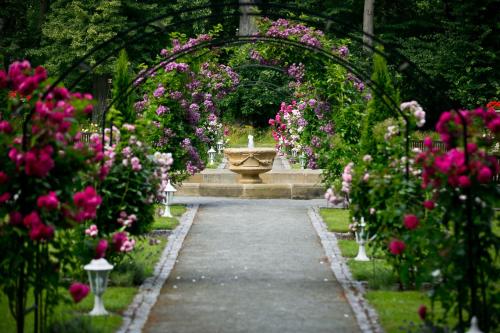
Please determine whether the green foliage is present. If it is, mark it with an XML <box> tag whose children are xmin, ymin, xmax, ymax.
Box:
<box><xmin>33</xmin><ymin>0</ymin><xmax>127</xmax><ymax>79</ymax></box>
<box><xmin>110</xmin><ymin>49</ymin><xmax>135</xmax><ymax>126</ymax></box>
<box><xmin>360</xmin><ymin>51</ymin><xmax>399</xmax><ymax>157</ymax></box>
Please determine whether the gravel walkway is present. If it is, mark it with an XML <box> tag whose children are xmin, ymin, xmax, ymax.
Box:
<box><xmin>143</xmin><ymin>198</ymin><xmax>361</xmax><ymax>333</ymax></box>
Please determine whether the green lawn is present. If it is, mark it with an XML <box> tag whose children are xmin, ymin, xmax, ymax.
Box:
<box><xmin>226</xmin><ymin>125</ymin><xmax>275</xmax><ymax>147</ymax></box>
<box><xmin>365</xmin><ymin>291</ymin><xmax>430</xmax><ymax>333</ymax></box>
<box><xmin>337</xmin><ymin>239</ymin><xmax>384</xmax><ymax>259</ymax></box>
<box><xmin>319</xmin><ymin>208</ymin><xmax>350</xmax><ymax>232</ymax></box>
<box><xmin>0</xmin><ymin>287</ymin><xmax>134</xmax><ymax>333</ymax></box>
<box><xmin>150</xmin><ymin>204</ymin><xmax>187</xmax><ymax>230</ymax></box>
<box><xmin>0</xmin><ymin>205</ymin><xmax>189</xmax><ymax>332</ymax></box>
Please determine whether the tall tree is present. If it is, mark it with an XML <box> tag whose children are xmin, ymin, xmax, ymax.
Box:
<box><xmin>362</xmin><ymin>0</ymin><xmax>374</xmax><ymax>52</ymax></box>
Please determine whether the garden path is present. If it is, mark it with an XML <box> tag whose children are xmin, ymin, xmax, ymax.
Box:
<box><xmin>143</xmin><ymin>197</ymin><xmax>361</xmax><ymax>333</ymax></box>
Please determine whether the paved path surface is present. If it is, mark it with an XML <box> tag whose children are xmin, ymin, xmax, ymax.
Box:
<box><xmin>143</xmin><ymin>198</ymin><xmax>360</xmax><ymax>333</ymax></box>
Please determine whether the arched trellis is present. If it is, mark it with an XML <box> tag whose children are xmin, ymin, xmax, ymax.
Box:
<box><xmin>18</xmin><ymin>3</ymin><xmax>486</xmax><ymax>329</ymax></box>
<box><xmin>102</xmin><ymin>35</ymin><xmax>409</xmax><ymax>176</ymax></box>
<box><xmin>39</xmin><ymin>1</ymin><xmax>451</xmax><ymax>116</ymax></box>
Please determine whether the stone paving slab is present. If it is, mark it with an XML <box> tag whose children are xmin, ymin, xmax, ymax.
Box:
<box><xmin>143</xmin><ymin>198</ymin><xmax>360</xmax><ymax>333</ymax></box>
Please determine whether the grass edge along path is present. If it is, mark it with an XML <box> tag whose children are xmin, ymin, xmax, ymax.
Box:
<box><xmin>319</xmin><ymin>207</ymin><xmax>430</xmax><ymax>333</ymax></box>
<box><xmin>0</xmin><ymin>204</ymin><xmax>187</xmax><ymax>333</ymax></box>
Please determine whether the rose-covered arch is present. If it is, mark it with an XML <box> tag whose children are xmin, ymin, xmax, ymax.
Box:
<box><xmin>9</xmin><ymin>3</ymin><xmax>498</xmax><ymax>331</ymax></box>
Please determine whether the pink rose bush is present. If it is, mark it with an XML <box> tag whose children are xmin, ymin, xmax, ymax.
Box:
<box><xmin>76</xmin><ymin>122</ymin><xmax>173</xmax><ymax>269</ymax></box>
<box><xmin>346</xmin><ymin>106</ymin><xmax>499</xmax><ymax>329</ymax></box>
<box><xmin>0</xmin><ymin>61</ymin><xmax>102</xmax><ymax>330</ymax></box>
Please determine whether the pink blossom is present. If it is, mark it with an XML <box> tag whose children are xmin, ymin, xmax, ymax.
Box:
<box><xmin>389</xmin><ymin>239</ymin><xmax>406</xmax><ymax>255</ymax></box>
<box><xmin>95</xmin><ymin>239</ymin><xmax>108</xmax><ymax>259</ymax></box>
<box><xmin>418</xmin><ymin>305</ymin><xmax>427</xmax><ymax>320</ymax></box>
<box><xmin>487</xmin><ymin>118</ymin><xmax>500</xmax><ymax>133</ymax></box>
<box><xmin>423</xmin><ymin>137</ymin><xmax>432</xmax><ymax>148</ymax></box>
<box><xmin>0</xmin><ymin>171</ymin><xmax>8</xmax><ymax>184</ymax></box>
<box><xmin>120</xmin><ymin>238</ymin><xmax>135</xmax><ymax>252</ymax></box>
<box><xmin>0</xmin><ymin>121</ymin><xmax>13</xmax><ymax>133</ymax></box>
<box><xmin>73</xmin><ymin>186</ymin><xmax>102</xmax><ymax>221</ymax></box>
<box><xmin>68</xmin><ymin>283</ymin><xmax>90</xmax><ymax>303</ymax></box>
<box><xmin>112</xmin><ymin>232</ymin><xmax>128</xmax><ymax>252</ymax></box>
<box><xmin>0</xmin><ymin>192</ymin><xmax>11</xmax><ymax>203</ymax></box>
<box><xmin>404</xmin><ymin>214</ymin><xmax>419</xmax><ymax>230</ymax></box>
<box><xmin>85</xmin><ymin>224</ymin><xmax>98</xmax><ymax>237</ymax></box>
<box><xmin>23</xmin><ymin>212</ymin><xmax>42</xmax><ymax>228</ymax></box>
<box><xmin>29</xmin><ymin>223</ymin><xmax>54</xmax><ymax>241</ymax></box>
<box><xmin>37</xmin><ymin>191</ymin><xmax>59</xmax><ymax>210</ymax></box>
<box><xmin>458</xmin><ymin>175</ymin><xmax>471</xmax><ymax>188</ymax></box>
<box><xmin>25</xmin><ymin>146</ymin><xmax>55</xmax><ymax>177</ymax></box>
<box><xmin>423</xmin><ymin>200</ymin><xmax>435</xmax><ymax>210</ymax></box>
<box><xmin>477</xmin><ymin>166</ymin><xmax>492</xmax><ymax>183</ymax></box>
<box><xmin>8</xmin><ymin>148</ymin><xmax>24</xmax><ymax>167</ymax></box>
<box><xmin>23</xmin><ymin>212</ymin><xmax>54</xmax><ymax>241</ymax></box>
<box><xmin>9</xmin><ymin>212</ymin><xmax>23</xmax><ymax>226</ymax></box>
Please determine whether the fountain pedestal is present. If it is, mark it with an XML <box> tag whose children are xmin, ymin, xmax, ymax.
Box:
<box><xmin>224</xmin><ymin>148</ymin><xmax>276</xmax><ymax>184</ymax></box>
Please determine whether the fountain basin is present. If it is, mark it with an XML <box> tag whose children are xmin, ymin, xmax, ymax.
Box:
<box><xmin>224</xmin><ymin>148</ymin><xmax>276</xmax><ymax>184</ymax></box>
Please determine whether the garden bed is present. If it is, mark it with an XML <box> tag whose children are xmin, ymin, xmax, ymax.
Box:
<box><xmin>0</xmin><ymin>205</ymin><xmax>187</xmax><ymax>333</ymax></box>
<box><xmin>319</xmin><ymin>207</ymin><xmax>432</xmax><ymax>333</ymax></box>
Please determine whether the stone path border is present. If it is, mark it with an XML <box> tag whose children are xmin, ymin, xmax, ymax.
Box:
<box><xmin>308</xmin><ymin>206</ymin><xmax>383</xmax><ymax>333</ymax></box>
<box><xmin>117</xmin><ymin>204</ymin><xmax>199</xmax><ymax>333</ymax></box>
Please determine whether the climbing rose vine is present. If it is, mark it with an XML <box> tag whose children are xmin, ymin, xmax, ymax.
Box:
<box><xmin>0</xmin><ymin>61</ymin><xmax>102</xmax><ymax>332</ymax></box>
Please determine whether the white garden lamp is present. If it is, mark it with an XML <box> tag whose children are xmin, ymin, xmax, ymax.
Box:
<box><xmin>216</xmin><ymin>140</ymin><xmax>224</xmax><ymax>154</ymax></box>
<box><xmin>299</xmin><ymin>153</ymin><xmax>307</xmax><ymax>169</ymax></box>
<box><xmin>291</xmin><ymin>149</ymin><xmax>297</xmax><ymax>159</ymax></box>
<box><xmin>466</xmin><ymin>317</ymin><xmax>483</xmax><ymax>333</ymax></box>
<box><xmin>208</xmin><ymin>147</ymin><xmax>216</xmax><ymax>166</ymax></box>
<box><xmin>162</xmin><ymin>180</ymin><xmax>177</xmax><ymax>218</ymax></box>
<box><xmin>354</xmin><ymin>217</ymin><xmax>370</xmax><ymax>261</ymax></box>
<box><xmin>84</xmin><ymin>258</ymin><xmax>114</xmax><ymax>316</ymax></box>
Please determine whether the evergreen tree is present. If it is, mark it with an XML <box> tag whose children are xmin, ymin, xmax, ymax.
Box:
<box><xmin>108</xmin><ymin>49</ymin><xmax>135</xmax><ymax>126</ymax></box>
<box><xmin>360</xmin><ymin>51</ymin><xmax>399</xmax><ymax>156</ymax></box>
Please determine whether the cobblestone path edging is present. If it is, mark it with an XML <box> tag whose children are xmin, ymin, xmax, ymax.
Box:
<box><xmin>117</xmin><ymin>204</ymin><xmax>199</xmax><ymax>333</ymax></box>
<box><xmin>308</xmin><ymin>206</ymin><xmax>383</xmax><ymax>333</ymax></box>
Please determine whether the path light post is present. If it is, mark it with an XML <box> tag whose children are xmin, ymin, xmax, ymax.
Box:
<box><xmin>217</xmin><ymin>140</ymin><xmax>224</xmax><ymax>155</ymax></box>
<box><xmin>208</xmin><ymin>147</ymin><xmax>216</xmax><ymax>166</ymax></box>
<box><xmin>299</xmin><ymin>153</ymin><xmax>307</xmax><ymax>169</ymax></box>
<box><xmin>84</xmin><ymin>258</ymin><xmax>114</xmax><ymax>316</ymax></box>
<box><xmin>162</xmin><ymin>180</ymin><xmax>177</xmax><ymax>218</ymax></box>
<box><xmin>354</xmin><ymin>217</ymin><xmax>370</xmax><ymax>262</ymax></box>
<box><xmin>466</xmin><ymin>317</ymin><xmax>483</xmax><ymax>333</ymax></box>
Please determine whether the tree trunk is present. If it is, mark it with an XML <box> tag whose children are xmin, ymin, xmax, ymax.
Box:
<box><xmin>363</xmin><ymin>0</ymin><xmax>374</xmax><ymax>53</ymax></box>
<box><xmin>39</xmin><ymin>0</ymin><xmax>49</xmax><ymax>30</ymax></box>
<box><xmin>92</xmin><ymin>75</ymin><xmax>110</xmax><ymax>125</ymax></box>
<box><xmin>239</xmin><ymin>0</ymin><xmax>257</xmax><ymax>36</ymax></box>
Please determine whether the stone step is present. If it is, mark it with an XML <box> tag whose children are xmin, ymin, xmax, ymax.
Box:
<box><xmin>183</xmin><ymin>169</ymin><xmax>323</xmax><ymax>185</ymax></box>
<box><xmin>177</xmin><ymin>161</ymin><xmax>325</xmax><ymax>199</ymax></box>
<box><xmin>176</xmin><ymin>183</ymin><xmax>324</xmax><ymax>199</ymax></box>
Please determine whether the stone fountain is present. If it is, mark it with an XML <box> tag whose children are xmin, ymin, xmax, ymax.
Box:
<box><xmin>224</xmin><ymin>135</ymin><xmax>277</xmax><ymax>184</ymax></box>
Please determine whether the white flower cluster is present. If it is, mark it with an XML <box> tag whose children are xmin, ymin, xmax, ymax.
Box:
<box><xmin>384</xmin><ymin>125</ymin><xmax>399</xmax><ymax>140</ymax></box>
<box><xmin>341</xmin><ymin>162</ymin><xmax>354</xmax><ymax>194</ymax></box>
<box><xmin>154</xmin><ymin>152</ymin><xmax>174</xmax><ymax>199</ymax></box>
<box><xmin>400</xmin><ymin>100</ymin><xmax>426</xmax><ymax>127</ymax></box>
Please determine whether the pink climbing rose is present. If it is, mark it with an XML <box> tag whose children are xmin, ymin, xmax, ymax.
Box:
<box><xmin>68</xmin><ymin>282</ymin><xmax>90</xmax><ymax>303</ymax></box>
<box><xmin>95</xmin><ymin>239</ymin><xmax>108</xmax><ymax>259</ymax></box>
<box><xmin>37</xmin><ymin>191</ymin><xmax>59</xmax><ymax>210</ymax></box>
<box><xmin>389</xmin><ymin>239</ymin><xmax>406</xmax><ymax>255</ymax></box>
<box><xmin>403</xmin><ymin>214</ymin><xmax>419</xmax><ymax>230</ymax></box>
